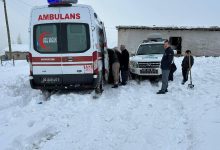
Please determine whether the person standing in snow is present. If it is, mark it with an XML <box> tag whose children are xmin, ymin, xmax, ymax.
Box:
<box><xmin>181</xmin><ymin>50</ymin><xmax>194</xmax><ymax>85</ymax></box>
<box><xmin>157</xmin><ymin>40</ymin><xmax>174</xmax><ymax>94</ymax></box>
<box><xmin>112</xmin><ymin>48</ymin><xmax>121</xmax><ymax>88</ymax></box>
<box><xmin>120</xmin><ymin>45</ymin><xmax>130</xmax><ymax>86</ymax></box>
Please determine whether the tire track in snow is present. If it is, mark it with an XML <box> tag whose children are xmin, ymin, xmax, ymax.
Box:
<box><xmin>6</xmin><ymin>126</ymin><xmax>59</xmax><ymax>150</ymax></box>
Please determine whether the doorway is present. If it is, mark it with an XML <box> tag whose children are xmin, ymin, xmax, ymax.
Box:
<box><xmin>169</xmin><ymin>37</ymin><xmax>182</xmax><ymax>54</ymax></box>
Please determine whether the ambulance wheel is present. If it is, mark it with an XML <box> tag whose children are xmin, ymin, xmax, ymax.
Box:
<box><xmin>30</xmin><ymin>79</ymin><xmax>37</xmax><ymax>89</ymax></box>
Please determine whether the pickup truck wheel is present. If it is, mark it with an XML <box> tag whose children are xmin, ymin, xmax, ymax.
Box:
<box><xmin>137</xmin><ymin>75</ymin><xmax>142</xmax><ymax>81</ymax></box>
<box><xmin>135</xmin><ymin>75</ymin><xmax>142</xmax><ymax>84</ymax></box>
<box><xmin>130</xmin><ymin>72</ymin><xmax>137</xmax><ymax>80</ymax></box>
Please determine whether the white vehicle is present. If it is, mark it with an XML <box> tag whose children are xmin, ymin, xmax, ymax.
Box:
<box><xmin>28</xmin><ymin>0</ymin><xmax>109</xmax><ymax>93</ymax></box>
<box><xmin>130</xmin><ymin>39</ymin><xmax>165</xmax><ymax>79</ymax></box>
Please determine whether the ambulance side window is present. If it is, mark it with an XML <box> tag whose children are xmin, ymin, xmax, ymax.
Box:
<box><xmin>34</xmin><ymin>24</ymin><xmax>58</xmax><ymax>53</ymax></box>
<box><xmin>67</xmin><ymin>24</ymin><xmax>90</xmax><ymax>53</ymax></box>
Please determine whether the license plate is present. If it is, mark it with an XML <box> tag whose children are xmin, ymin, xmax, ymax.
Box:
<box><xmin>84</xmin><ymin>65</ymin><xmax>93</xmax><ymax>73</ymax></box>
<box><xmin>140</xmin><ymin>69</ymin><xmax>158</xmax><ymax>74</ymax></box>
<box><xmin>41</xmin><ymin>77</ymin><xmax>61</xmax><ymax>84</ymax></box>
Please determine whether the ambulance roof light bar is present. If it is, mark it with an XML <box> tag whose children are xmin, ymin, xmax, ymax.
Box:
<box><xmin>48</xmin><ymin>0</ymin><xmax>78</xmax><ymax>7</ymax></box>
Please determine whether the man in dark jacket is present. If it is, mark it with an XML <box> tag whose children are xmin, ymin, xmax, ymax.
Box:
<box><xmin>157</xmin><ymin>40</ymin><xmax>174</xmax><ymax>94</ymax></box>
<box><xmin>120</xmin><ymin>45</ymin><xmax>130</xmax><ymax>85</ymax></box>
<box><xmin>107</xmin><ymin>49</ymin><xmax>114</xmax><ymax>84</ymax></box>
<box><xmin>181</xmin><ymin>50</ymin><xmax>194</xmax><ymax>85</ymax></box>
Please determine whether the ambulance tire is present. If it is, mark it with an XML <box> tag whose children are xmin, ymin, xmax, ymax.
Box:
<box><xmin>30</xmin><ymin>79</ymin><xmax>37</xmax><ymax>89</ymax></box>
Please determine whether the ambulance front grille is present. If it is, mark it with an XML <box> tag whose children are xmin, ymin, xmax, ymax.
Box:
<box><xmin>138</xmin><ymin>62</ymin><xmax>160</xmax><ymax>68</ymax></box>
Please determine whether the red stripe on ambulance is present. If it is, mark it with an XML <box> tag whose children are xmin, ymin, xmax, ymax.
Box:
<box><xmin>62</xmin><ymin>56</ymin><xmax>93</xmax><ymax>62</ymax></box>
<box><xmin>32</xmin><ymin>56</ymin><xmax>93</xmax><ymax>62</ymax></box>
<box><xmin>32</xmin><ymin>63</ymin><xmax>92</xmax><ymax>66</ymax></box>
<box><xmin>32</xmin><ymin>57</ymin><xmax>61</xmax><ymax>62</ymax></box>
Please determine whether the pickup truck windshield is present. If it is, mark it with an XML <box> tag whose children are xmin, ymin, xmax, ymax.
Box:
<box><xmin>137</xmin><ymin>44</ymin><xmax>164</xmax><ymax>55</ymax></box>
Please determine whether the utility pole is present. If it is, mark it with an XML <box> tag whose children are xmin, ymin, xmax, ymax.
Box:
<box><xmin>3</xmin><ymin>0</ymin><xmax>12</xmax><ymax>59</ymax></box>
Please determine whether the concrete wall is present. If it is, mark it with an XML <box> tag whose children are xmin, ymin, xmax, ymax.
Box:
<box><xmin>118</xmin><ymin>29</ymin><xmax>220</xmax><ymax>56</ymax></box>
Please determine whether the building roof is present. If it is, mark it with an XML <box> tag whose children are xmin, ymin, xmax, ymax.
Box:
<box><xmin>116</xmin><ymin>26</ymin><xmax>220</xmax><ymax>31</ymax></box>
<box><xmin>0</xmin><ymin>44</ymin><xmax>28</xmax><ymax>55</ymax></box>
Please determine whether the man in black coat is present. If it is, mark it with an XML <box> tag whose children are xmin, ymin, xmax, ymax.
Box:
<box><xmin>157</xmin><ymin>40</ymin><xmax>174</xmax><ymax>94</ymax></box>
<box><xmin>120</xmin><ymin>45</ymin><xmax>130</xmax><ymax>85</ymax></box>
<box><xmin>181</xmin><ymin>50</ymin><xmax>194</xmax><ymax>85</ymax></box>
<box><xmin>107</xmin><ymin>49</ymin><xmax>115</xmax><ymax>84</ymax></box>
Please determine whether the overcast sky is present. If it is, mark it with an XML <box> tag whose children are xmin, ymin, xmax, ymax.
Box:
<box><xmin>0</xmin><ymin>0</ymin><xmax>220</xmax><ymax>50</ymax></box>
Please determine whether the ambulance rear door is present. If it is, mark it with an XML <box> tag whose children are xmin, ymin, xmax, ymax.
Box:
<box><xmin>59</xmin><ymin>6</ymin><xmax>93</xmax><ymax>84</ymax></box>
<box><xmin>31</xmin><ymin>7</ymin><xmax>63</xmax><ymax>77</ymax></box>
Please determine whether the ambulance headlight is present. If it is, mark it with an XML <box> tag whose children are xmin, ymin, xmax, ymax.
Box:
<box><xmin>47</xmin><ymin>0</ymin><xmax>78</xmax><ymax>4</ymax></box>
<box><xmin>130</xmin><ymin>61</ymin><xmax>138</xmax><ymax>68</ymax></box>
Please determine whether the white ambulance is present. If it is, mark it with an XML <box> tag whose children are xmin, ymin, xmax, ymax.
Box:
<box><xmin>28</xmin><ymin>0</ymin><xmax>109</xmax><ymax>93</ymax></box>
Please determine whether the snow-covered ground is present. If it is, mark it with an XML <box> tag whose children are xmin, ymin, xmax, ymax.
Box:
<box><xmin>0</xmin><ymin>57</ymin><xmax>220</xmax><ymax>150</ymax></box>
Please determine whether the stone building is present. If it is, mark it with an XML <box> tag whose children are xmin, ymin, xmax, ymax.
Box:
<box><xmin>1</xmin><ymin>44</ymin><xmax>29</xmax><ymax>60</ymax></box>
<box><xmin>117</xmin><ymin>26</ymin><xmax>220</xmax><ymax>56</ymax></box>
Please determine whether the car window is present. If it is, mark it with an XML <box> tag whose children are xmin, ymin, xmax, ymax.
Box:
<box><xmin>137</xmin><ymin>44</ymin><xmax>164</xmax><ymax>55</ymax></box>
<box><xmin>34</xmin><ymin>24</ymin><xmax>58</xmax><ymax>53</ymax></box>
<box><xmin>33</xmin><ymin>23</ymin><xmax>90</xmax><ymax>53</ymax></box>
<box><xmin>67</xmin><ymin>24</ymin><xmax>90</xmax><ymax>53</ymax></box>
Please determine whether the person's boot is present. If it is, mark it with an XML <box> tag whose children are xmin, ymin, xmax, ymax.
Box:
<box><xmin>157</xmin><ymin>90</ymin><xmax>166</xmax><ymax>94</ymax></box>
<box><xmin>120</xmin><ymin>82</ymin><xmax>127</xmax><ymax>86</ymax></box>
<box><xmin>182</xmin><ymin>80</ymin><xmax>186</xmax><ymax>85</ymax></box>
<box><xmin>112</xmin><ymin>84</ymin><xmax>118</xmax><ymax>88</ymax></box>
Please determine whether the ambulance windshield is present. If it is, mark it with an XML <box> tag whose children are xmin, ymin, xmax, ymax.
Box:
<box><xmin>137</xmin><ymin>44</ymin><xmax>164</xmax><ymax>55</ymax></box>
<box><xmin>34</xmin><ymin>23</ymin><xmax>90</xmax><ymax>53</ymax></box>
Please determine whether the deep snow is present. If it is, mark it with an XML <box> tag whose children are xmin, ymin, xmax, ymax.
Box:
<box><xmin>0</xmin><ymin>57</ymin><xmax>220</xmax><ymax>150</ymax></box>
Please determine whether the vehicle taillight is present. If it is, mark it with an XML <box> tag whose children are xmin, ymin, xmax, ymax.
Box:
<box><xmin>28</xmin><ymin>52</ymin><xmax>33</xmax><ymax>64</ymax></box>
<box><xmin>29</xmin><ymin>52</ymin><xmax>33</xmax><ymax>76</ymax></box>
<box><xmin>92</xmin><ymin>51</ymin><xmax>98</xmax><ymax>75</ymax></box>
